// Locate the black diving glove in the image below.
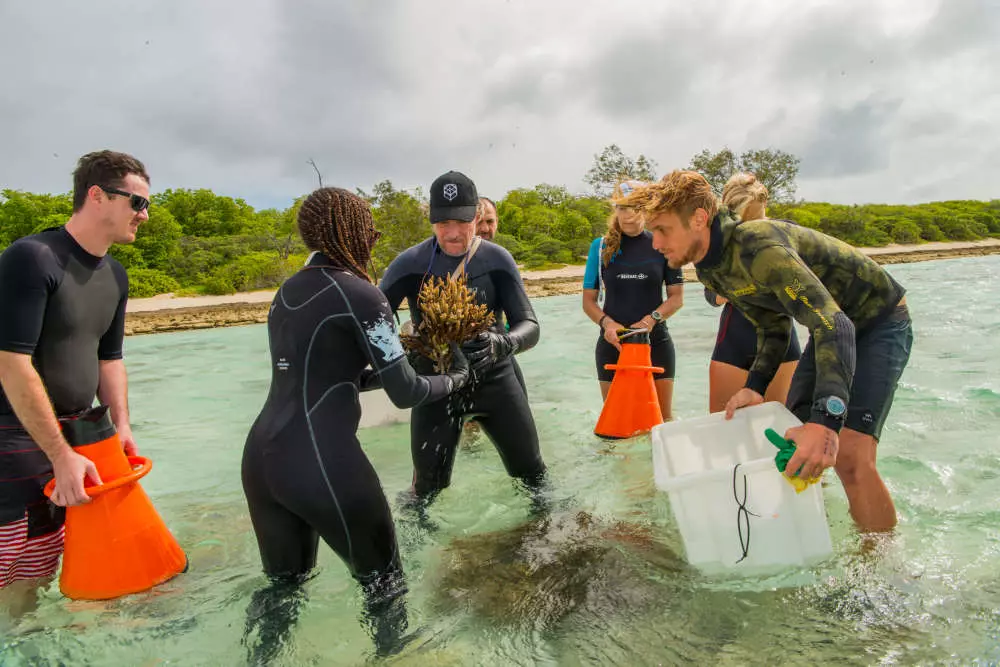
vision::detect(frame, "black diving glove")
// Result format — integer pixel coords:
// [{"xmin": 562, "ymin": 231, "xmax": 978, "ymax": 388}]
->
[
  {"xmin": 461, "ymin": 331, "xmax": 518, "ymax": 375},
  {"xmin": 444, "ymin": 343, "xmax": 471, "ymax": 392}
]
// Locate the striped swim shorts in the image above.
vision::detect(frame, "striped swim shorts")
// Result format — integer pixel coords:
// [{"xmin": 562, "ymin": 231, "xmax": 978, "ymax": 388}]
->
[
  {"xmin": 0, "ymin": 424, "xmax": 66, "ymax": 587},
  {"xmin": 1, "ymin": 505, "xmax": 64, "ymax": 586}
]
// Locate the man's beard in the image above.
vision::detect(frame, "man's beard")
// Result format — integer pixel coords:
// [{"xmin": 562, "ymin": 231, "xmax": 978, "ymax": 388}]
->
[{"xmin": 667, "ymin": 236, "xmax": 705, "ymax": 269}]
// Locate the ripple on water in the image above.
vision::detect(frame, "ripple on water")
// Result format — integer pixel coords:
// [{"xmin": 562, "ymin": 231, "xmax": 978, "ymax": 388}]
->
[{"xmin": 4, "ymin": 259, "xmax": 1000, "ymax": 663}]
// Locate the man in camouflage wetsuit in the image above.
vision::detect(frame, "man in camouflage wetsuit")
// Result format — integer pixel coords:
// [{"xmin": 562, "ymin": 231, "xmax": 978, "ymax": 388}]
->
[{"xmin": 622, "ymin": 170, "xmax": 913, "ymax": 533}]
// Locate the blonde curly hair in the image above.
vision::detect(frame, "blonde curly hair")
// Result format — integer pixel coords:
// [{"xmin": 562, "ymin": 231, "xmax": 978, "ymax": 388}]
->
[
  {"xmin": 722, "ymin": 172, "xmax": 768, "ymax": 221},
  {"xmin": 616, "ymin": 170, "xmax": 719, "ymax": 226}
]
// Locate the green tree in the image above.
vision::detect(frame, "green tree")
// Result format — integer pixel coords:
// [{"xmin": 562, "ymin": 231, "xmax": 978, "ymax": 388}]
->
[
  {"xmin": 0, "ymin": 190, "xmax": 73, "ymax": 249},
  {"xmin": 688, "ymin": 147, "xmax": 800, "ymax": 202},
  {"xmin": 359, "ymin": 180, "xmax": 432, "ymax": 272},
  {"xmin": 584, "ymin": 144, "xmax": 658, "ymax": 198}
]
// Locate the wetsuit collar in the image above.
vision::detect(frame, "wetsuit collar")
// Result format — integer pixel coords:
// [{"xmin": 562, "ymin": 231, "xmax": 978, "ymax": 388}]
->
[
  {"xmin": 55, "ymin": 226, "xmax": 105, "ymax": 270},
  {"xmin": 694, "ymin": 213, "xmax": 725, "ymax": 270}
]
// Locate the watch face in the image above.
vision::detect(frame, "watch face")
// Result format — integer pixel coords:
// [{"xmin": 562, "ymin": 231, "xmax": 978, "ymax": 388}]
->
[
  {"xmin": 651, "ymin": 311, "xmax": 662, "ymax": 321},
  {"xmin": 826, "ymin": 396, "xmax": 847, "ymax": 416}
]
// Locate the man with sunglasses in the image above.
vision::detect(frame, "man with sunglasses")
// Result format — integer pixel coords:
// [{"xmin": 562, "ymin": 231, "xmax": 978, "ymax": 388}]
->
[{"xmin": 0, "ymin": 150, "xmax": 148, "ymax": 593}]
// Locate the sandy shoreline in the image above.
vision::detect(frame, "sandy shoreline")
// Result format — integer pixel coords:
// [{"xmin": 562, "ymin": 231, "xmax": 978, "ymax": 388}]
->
[{"xmin": 124, "ymin": 238, "xmax": 1000, "ymax": 335}]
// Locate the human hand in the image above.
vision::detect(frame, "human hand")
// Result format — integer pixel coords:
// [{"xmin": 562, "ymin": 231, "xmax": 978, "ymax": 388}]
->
[
  {"xmin": 602, "ymin": 319, "xmax": 624, "ymax": 350},
  {"xmin": 781, "ymin": 423, "xmax": 838, "ymax": 481},
  {"xmin": 629, "ymin": 315, "xmax": 656, "ymax": 331},
  {"xmin": 723, "ymin": 388, "xmax": 764, "ymax": 419},
  {"xmin": 446, "ymin": 343, "xmax": 470, "ymax": 391},
  {"xmin": 49, "ymin": 450, "xmax": 102, "ymax": 507},
  {"xmin": 117, "ymin": 423, "xmax": 139, "ymax": 457},
  {"xmin": 462, "ymin": 331, "xmax": 516, "ymax": 375}
]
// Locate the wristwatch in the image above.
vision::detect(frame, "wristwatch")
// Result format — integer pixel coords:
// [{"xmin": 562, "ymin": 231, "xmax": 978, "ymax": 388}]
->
[
  {"xmin": 813, "ymin": 395, "xmax": 847, "ymax": 428},
  {"xmin": 649, "ymin": 311, "xmax": 663, "ymax": 323}
]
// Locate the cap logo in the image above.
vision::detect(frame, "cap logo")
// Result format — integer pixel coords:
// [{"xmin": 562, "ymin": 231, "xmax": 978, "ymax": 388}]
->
[{"xmin": 443, "ymin": 183, "xmax": 458, "ymax": 201}]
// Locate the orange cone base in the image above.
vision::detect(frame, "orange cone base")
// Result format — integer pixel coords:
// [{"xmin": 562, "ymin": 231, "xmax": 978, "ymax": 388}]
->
[
  {"xmin": 594, "ymin": 341, "xmax": 665, "ymax": 439},
  {"xmin": 44, "ymin": 457, "xmax": 188, "ymax": 601}
]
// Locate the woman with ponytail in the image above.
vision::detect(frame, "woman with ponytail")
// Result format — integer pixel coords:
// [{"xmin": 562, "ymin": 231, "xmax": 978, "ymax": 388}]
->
[
  {"xmin": 582, "ymin": 179, "xmax": 685, "ymax": 421},
  {"xmin": 704, "ymin": 172, "xmax": 801, "ymax": 413},
  {"xmin": 240, "ymin": 187, "xmax": 469, "ymax": 659}
]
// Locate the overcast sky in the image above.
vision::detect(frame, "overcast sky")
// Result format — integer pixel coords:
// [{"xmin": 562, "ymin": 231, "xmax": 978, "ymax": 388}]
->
[{"xmin": 1, "ymin": 0, "xmax": 998, "ymax": 210}]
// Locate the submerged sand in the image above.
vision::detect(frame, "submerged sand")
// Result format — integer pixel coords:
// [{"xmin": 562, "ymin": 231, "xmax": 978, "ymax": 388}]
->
[{"xmin": 124, "ymin": 238, "xmax": 1000, "ymax": 335}]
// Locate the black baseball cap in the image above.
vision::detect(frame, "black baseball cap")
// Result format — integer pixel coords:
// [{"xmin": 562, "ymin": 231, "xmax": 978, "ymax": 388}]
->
[{"xmin": 429, "ymin": 170, "xmax": 479, "ymax": 223}]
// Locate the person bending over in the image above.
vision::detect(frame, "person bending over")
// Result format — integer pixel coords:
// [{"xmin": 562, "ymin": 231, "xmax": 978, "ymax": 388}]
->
[{"xmin": 621, "ymin": 171, "xmax": 913, "ymax": 534}]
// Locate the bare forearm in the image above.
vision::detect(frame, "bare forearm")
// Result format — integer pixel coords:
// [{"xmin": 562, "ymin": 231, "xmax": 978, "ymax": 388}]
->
[
  {"xmin": 582, "ymin": 290, "xmax": 608, "ymax": 325},
  {"xmin": 656, "ymin": 287, "xmax": 684, "ymax": 320},
  {"xmin": 0, "ymin": 352, "xmax": 72, "ymax": 463},
  {"xmin": 98, "ymin": 359, "xmax": 130, "ymax": 429}
]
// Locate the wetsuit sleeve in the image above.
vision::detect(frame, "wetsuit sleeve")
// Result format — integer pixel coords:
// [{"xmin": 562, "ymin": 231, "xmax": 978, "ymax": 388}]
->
[
  {"xmin": 744, "ymin": 244, "xmax": 856, "ymax": 429},
  {"xmin": 0, "ymin": 242, "xmax": 58, "ymax": 355},
  {"xmin": 493, "ymin": 247, "xmax": 540, "ymax": 354},
  {"xmin": 352, "ymin": 286, "xmax": 454, "ymax": 409},
  {"xmin": 582, "ymin": 238, "xmax": 601, "ymax": 290},
  {"xmin": 377, "ymin": 254, "xmax": 418, "ymax": 313},
  {"xmin": 97, "ymin": 262, "xmax": 129, "ymax": 361},
  {"xmin": 664, "ymin": 264, "xmax": 684, "ymax": 286},
  {"xmin": 735, "ymin": 303, "xmax": 794, "ymax": 390}
]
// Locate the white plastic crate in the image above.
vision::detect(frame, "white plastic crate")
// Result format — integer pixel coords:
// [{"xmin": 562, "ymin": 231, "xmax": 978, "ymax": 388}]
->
[{"xmin": 651, "ymin": 402, "xmax": 833, "ymax": 574}]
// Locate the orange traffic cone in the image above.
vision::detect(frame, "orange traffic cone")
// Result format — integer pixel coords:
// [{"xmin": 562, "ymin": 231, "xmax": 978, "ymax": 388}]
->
[
  {"xmin": 594, "ymin": 331, "xmax": 665, "ymax": 439},
  {"xmin": 43, "ymin": 407, "xmax": 187, "ymax": 600}
]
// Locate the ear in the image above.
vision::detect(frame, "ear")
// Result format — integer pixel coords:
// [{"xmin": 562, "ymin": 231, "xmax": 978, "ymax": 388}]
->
[
  {"xmin": 88, "ymin": 184, "xmax": 105, "ymax": 205},
  {"xmin": 693, "ymin": 208, "xmax": 710, "ymax": 230}
]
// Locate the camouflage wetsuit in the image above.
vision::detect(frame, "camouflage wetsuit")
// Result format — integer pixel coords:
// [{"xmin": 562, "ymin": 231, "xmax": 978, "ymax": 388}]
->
[{"xmin": 695, "ymin": 209, "xmax": 913, "ymax": 438}]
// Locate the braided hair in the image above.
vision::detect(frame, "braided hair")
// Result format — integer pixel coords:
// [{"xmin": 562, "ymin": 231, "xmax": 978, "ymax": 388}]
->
[{"xmin": 297, "ymin": 187, "xmax": 381, "ymax": 282}]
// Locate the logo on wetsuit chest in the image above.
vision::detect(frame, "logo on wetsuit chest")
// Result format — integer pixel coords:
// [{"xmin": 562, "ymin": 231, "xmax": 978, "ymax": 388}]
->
[
  {"xmin": 616, "ymin": 273, "xmax": 648, "ymax": 280},
  {"xmin": 364, "ymin": 315, "xmax": 406, "ymax": 363},
  {"xmin": 276, "ymin": 358, "xmax": 290, "ymax": 371}
]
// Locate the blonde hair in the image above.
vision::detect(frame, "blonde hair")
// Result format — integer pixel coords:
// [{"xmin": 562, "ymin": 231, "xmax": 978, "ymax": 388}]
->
[
  {"xmin": 601, "ymin": 179, "xmax": 646, "ymax": 266},
  {"xmin": 722, "ymin": 172, "xmax": 768, "ymax": 221},
  {"xmin": 617, "ymin": 170, "xmax": 719, "ymax": 225}
]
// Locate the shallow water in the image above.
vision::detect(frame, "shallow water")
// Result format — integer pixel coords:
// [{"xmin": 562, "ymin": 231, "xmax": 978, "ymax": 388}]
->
[{"xmin": 2, "ymin": 256, "xmax": 999, "ymax": 665}]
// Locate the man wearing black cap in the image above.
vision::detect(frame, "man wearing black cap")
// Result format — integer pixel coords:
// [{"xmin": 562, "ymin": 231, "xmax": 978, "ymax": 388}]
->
[{"xmin": 379, "ymin": 170, "xmax": 546, "ymax": 513}]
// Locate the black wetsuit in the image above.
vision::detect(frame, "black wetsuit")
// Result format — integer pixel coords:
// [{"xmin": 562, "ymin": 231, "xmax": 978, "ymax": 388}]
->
[
  {"xmin": 583, "ymin": 232, "xmax": 684, "ymax": 381},
  {"xmin": 241, "ymin": 254, "xmax": 461, "ymax": 653},
  {"xmin": 378, "ymin": 237, "xmax": 545, "ymax": 501},
  {"xmin": 0, "ymin": 227, "xmax": 127, "ymax": 536}
]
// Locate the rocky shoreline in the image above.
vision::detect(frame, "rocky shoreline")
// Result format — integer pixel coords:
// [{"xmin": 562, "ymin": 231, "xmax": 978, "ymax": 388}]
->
[{"xmin": 123, "ymin": 240, "xmax": 1000, "ymax": 336}]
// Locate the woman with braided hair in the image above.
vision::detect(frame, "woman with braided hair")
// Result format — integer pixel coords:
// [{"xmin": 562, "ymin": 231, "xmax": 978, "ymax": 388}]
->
[
  {"xmin": 581, "ymin": 179, "xmax": 685, "ymax": 421},
  {"xmin": 240, "ymin": 187, "xmax": 470, "ymax": 659}
]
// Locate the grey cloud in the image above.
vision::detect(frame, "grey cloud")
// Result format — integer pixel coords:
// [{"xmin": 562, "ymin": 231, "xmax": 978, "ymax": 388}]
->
[
  {"xmin": 916, "ymin": 0, "xmax": 1000, "ymax": 58},
  {"xmin": 796, "ymin": 96, "xmax": 904, "ymax": 178},
  {"xmin": 1, "ymin": 0, "xmax": 998, "ymax": 207}
]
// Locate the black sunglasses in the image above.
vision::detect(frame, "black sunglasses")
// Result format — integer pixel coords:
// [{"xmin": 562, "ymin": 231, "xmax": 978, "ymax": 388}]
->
[{"xmin": 100, "ymin": 186, "xmax": 150, "ymax": 213}]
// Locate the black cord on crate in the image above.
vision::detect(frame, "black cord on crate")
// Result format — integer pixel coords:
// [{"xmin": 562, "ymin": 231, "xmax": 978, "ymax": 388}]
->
[{"xmin": 732, "ymin": 463, "xmax": 760, "ymax": 563}]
